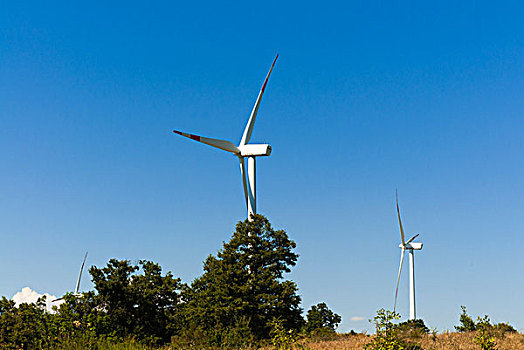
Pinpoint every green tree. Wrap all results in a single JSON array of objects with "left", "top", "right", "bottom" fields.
[
  {"left": 365, "top": 309, "right": 407, "bottom": 350},
  {"left": 304, "top": 302, "right": 341, "bottom": 333},
  {"left": 455, "top": 305, "right": 477, "bottom": 332},
  {"left": 50, "top": 291, "right": 100, "bottom": 348},
  {"left": 474, "top": 316, "right": 497, "bottom": 350},
  {"left": 0, "top": 296, "right": 51, "bottom": 349},
  {"left": 89, "top": 259, "right": 139, "bottom": 339},
  {"left": 183, "top": 214, "right": 304, "bottom": 342},
  {"left": 89, "top": 259, "right": 183, "bottom": 343}
]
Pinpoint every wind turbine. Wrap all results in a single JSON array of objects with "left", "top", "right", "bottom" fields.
[
  {"left": 393, "top": 191, "right": 422, "bottom": 320},
  {"left": 173, "top": 55, "right": 278, "bottom": 219},
  {"left": 52, "top": 252, "right": 88, "bottom": 302}
]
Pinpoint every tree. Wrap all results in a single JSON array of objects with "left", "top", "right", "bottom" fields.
[
  {"left": 304, "top": 302, "right": 341, "bottom": 333},
  {"left": 89, "top": 259, "right": 183, "bottom": 343},
  {"left": 52, "top": 292, "right": 99, "bottom": 345},
  {"left": 0, "top": 296, "right": 50, "bottom": 349},
  {"left": 455, "top": 305, "right": 477, "bottom": 332},
  {"left": 183, "top": 214, "right": 304, "bottom": 342}
]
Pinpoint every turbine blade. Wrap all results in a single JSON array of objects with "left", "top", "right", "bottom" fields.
[
  {"left": 75, "top": 252, "right": 88, "bottom": 295},
  {"left": 396, "top": 189, "right": 406, "bottom": 245},
  {"left": 174, "top": 130, "right": 240, "bottom": 154},
  {"left": 393, "top": 248, "right": 405, "bottom": 313},
  {"left": 239, "top": 54, "right": 278, "bottom": 146},
  {"left": 52, "top": 297, "right": 64, "bottom": 302},
  {"left": 239, "top": 157, "right": 248, "bottom": 208},
  {"left": 405, "top": 234, "right": 420, "bottom": 245}
]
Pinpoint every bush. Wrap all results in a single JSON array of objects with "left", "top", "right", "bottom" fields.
[
  {"left": 364, "top": 309, "right": 407, "bottom": 350},
  {"left": 270, "top": 319, "right": 303, "bottom": 350},
  {"left": 396, "top": 318, "right": 429, "bottom": 341},
  {"left": 474, "top": 319, "right": 498, "bottom": 350},
  {"left": 493, "top": 322, "right": 517, "bottom": 335},
  {"left": 304, "top": 302, "right": 341, "bottom": 334},
  {"left": 454, "top": 307, "right": 518, "bottom": 350},
  {"left": 454, "top": 306, "right": 516, "bottom": 338},
  {"left": 455, "top": 305, "right": 476, "bottom": 332}
]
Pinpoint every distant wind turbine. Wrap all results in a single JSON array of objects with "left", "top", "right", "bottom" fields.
[
  {"left": 173, "top": 55, "right": 278, "bottom": 219},
  {"left": 393, "top": 191, "right": 423, "bottom": 320},
  {"left": 52, "top": 252, "right": 88, "bottom": 302}
]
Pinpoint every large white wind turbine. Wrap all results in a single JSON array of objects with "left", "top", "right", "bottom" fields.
[
  {"left": 393, "top": 192, "right": 423, "bottom": 320},
  {"left": 173, "top": 55, "right": 278, "bottom": 219},
  {"left": 52, "top": 252, "right": 88, "bottom": 302}
]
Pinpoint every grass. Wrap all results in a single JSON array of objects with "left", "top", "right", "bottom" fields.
[
  {"left": 302, "top": 332, "right": 524, "bottom": 350},
  {"left": 44, "top": 332, "right": 524, "bottom": 349}
]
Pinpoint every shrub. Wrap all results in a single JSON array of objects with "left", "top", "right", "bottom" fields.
[
  {"left": 493, "top": 322, "right": 517, "bottom": 335},
  {"left": 474, "top": 320, "right": 498, "bottom": 350},
  {"left": 270, "top": 319, "right": 304, "bottom": 350},
  {"left": 364, "top": 309, "right": 407, "bottom": 350},
  {"left": 455, "top": 305, "right": 476, "bottom": 332},
  {"left": 396, "top": 318, "right": 429, "bottom": 341},
  {"left": 397, "top": 319, "right": 429, "bottom": 334}
]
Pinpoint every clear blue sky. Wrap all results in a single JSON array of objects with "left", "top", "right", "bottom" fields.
[{"left": 1, "top": 1, "right": 523, "bottom": 332}]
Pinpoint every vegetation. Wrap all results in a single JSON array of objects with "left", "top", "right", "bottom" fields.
[
  {"left": 303, "top": 332, "right": 524, "bottom": 350},
  {"left": 181, "top": 215, "right": 304, "bottom": 345},
  {"left": 359, "top": 307, "right": 520, "bottom": 350},
  {"left": 270, "top": 319, "right": 303, "bottom": 350},
  {"left": 455, "top": 305, "right": 477, "bottom": 332},
  {"left": 304, "top": 302, "right": 341, "bottom": 334},
  {"left": 396, "top": 319, "right": 429, "bottom": 335},
  {"left": 364, "top": 309, "right": 408, "bottom": 350},
  {"left": 474, "top": 322, "right": 498, "bottom": 350},
  {"left": 454, "top": 307, "right": 515, "bottom": 350},
  {"left": 0, "top": 215, "right": 520, "bottom": 349},
  {"left": 0, "top": 215, "right": 340, "bottom": 349},
  {"left": 455, "top": 305, "right": 517, "bottom": 336}
]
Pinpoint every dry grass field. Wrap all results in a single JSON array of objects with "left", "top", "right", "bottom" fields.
[
  {"left": 301, "top": 332, "right": 524, "bottom": 350},
  {"left": 45, "top": 332, "right": 524, "bottom": 349}
]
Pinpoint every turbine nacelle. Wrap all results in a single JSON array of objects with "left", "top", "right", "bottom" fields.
[
  {"left": 399, "top": 242, "right": 423, "bottom": 250},
  {"left": 239, "top": 144, "right": 272, "bottom": 157}
]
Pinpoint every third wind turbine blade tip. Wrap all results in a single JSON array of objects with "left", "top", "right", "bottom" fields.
[
  {"left": 240, "top": 55, "right": 279, "bottom": 146},
  {"left": 259, "top": 54, "right": 279, "bottom": 96},
  {"left": 174, "top": 129, "right": 240, "bottom": 154},
  {"left": 173, "top": 130, "right": 200, "bottom": 141}
]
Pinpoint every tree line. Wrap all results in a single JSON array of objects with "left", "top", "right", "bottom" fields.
[{"left": 0, "top": 215, "right": 341, "bottom": 349}]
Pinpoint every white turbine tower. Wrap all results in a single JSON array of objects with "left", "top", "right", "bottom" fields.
[
  {"left": 52, "top": 252, "right": 88, "bottom": 302},
  {"left": 173, "top": 55, "right": 278, "bottom": 219},
  {"left": 393, "top": 191, "right": 422, "bottom": 320}
]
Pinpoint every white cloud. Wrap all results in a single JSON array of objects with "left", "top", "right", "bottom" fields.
[
  {"left": 350, "top": 316, "right": 365, "bottom": 321},
  {"left": 12, "top": 287, "right": 64, "bottom": 312}
]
